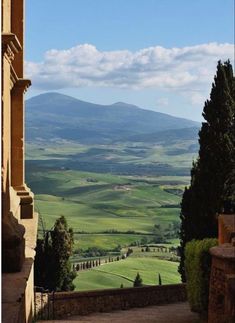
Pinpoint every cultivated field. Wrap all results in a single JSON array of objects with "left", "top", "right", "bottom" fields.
[
  {"left": 26, "top": 140, "right": 196, "bottom": 288},
  {"left": 74, "top": 249, "right": 180, "bottom": 291}
]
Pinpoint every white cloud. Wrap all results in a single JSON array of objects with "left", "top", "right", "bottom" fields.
[{"left": 25, "top": 42, "right": 234, "bottom": 92}]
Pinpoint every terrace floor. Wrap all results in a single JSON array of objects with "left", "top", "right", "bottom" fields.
[{"left": 38, "top": 302, "right": 201, "bottom": 323}]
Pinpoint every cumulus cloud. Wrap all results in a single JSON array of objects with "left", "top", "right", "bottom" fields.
[{"left": 25, "top": 43, "right": 234, "bottom": 92}]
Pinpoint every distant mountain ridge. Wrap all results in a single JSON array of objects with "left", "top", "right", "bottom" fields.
[{"left": 26, "top": 92, "right": 200, "bottom": 144}]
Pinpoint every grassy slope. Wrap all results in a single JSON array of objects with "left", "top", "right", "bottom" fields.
[
  {"left": 26, "top": 140, "right": 195, "bottom": 290},
  {"left": 31, "top": 168, "right": 184, "bottom": 248},
  {"left": 74, "top": 257, "right": 180, "bottom": 291}
]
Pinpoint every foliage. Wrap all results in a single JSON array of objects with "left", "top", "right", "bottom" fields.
[
  {"left": 179, "top": 60, "right": 235, "bottom": 281},
  {"left": 82, "top": 246, "right": 107, "bottom": 257},
  {"left": 113, "top": 244, "right": 122, "bottom": 252},
  {"left": 185, "top": 238, "right": 218, "bottom": 313},
  {"left": 126, "top": 247, "right": 133, "bottom": 257},
  {"left": 34, "top": 216, "right": 76, "bottom": 291},
  {"left": 158, "top": 273, "right": 162, "bottom": 285},
  {"left": 152, "top": 224, "right": 166, "bottom": 242},
  {"left": 133, "top": 272, "right": 143, "bottom": 287}
]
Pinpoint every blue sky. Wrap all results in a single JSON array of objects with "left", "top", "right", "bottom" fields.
[{"left": 26, "top": 0, "right": 234, "bottom": 121}]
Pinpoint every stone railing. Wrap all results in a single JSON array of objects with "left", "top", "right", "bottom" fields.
[{"left": 38, "top": 284, "right": 186, "bottom": 319}]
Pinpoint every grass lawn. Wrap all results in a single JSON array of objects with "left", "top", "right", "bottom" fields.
[{"left": 74, "top": 256, "right": 180, "bottom": 291}]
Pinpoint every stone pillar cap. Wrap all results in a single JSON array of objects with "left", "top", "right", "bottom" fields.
[{"left": 210, "top": 244, "right": 235, "bottom": 260}]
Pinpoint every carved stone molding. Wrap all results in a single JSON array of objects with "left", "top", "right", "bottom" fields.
[
  {"left": 2, "top": 33, "right": 22, "bottom": 63},
  {"left": 12, "top": 78, "right": 31, "bottom": 94},
  {"left": 13, "top": 185, "right": 34, "bottom": 219}
]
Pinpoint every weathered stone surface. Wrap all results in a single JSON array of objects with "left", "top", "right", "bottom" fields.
[
  {"left": 208, "top": 214, "right": 235, "bottom": 323},
  {"left": 2, "top": 1, "right": 37, "bottom": 323},
  {"left": 219, "top": 214, "right": 235, "bottom": 244},
  {"left": 2, "top": 212, "right": 25, "bottom": 272},
  {"left": 37, "top": 302, "right": 199, "bottom": 323},
  {"left": 36, "top": 284, "right": 187, "bottom": 319}
]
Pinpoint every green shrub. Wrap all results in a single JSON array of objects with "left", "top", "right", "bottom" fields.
[{"left": 185, "top": 238, "right": 218, "bottom": 314}]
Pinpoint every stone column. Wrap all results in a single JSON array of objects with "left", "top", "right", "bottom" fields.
[
  {"left": 10, "top": 0, "right": 34, "bottom": 219},
  {"left": 11, "top": 78, "right": 34, "bottom": 219},
  {"left": 11, "top": 0, "right": 24, "bottom": 78},
  {"left": 2, "top": 33, "right": 26, "bottom": 272}
]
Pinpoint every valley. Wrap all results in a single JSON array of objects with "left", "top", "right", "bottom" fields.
[{"left": 25, "top": 93, "right": 199, "bottom": 290}]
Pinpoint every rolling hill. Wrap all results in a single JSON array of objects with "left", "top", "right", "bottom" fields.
[
  {"left": 25, "top": 93, "right": 199, "bottom": 290},
  {"left": 25, "top": 92, "right": 199, "bottom": 144}
]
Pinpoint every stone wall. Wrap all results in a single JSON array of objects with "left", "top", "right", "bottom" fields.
[
  {"left": 2, "top": 1, "right": 37, "bottom": 322},
  {"left": 208, "top": 214, "right": 235, "bottom": 323},
  {"left": 208, "top": 251, "right": 235, "bottom": 323},
  {"left": 44, "top": 284, "right": 186, "bottom": 319}
]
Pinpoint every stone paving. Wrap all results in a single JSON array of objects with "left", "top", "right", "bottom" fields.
[{"left": 38, "top": 302, "right": 200, "bottom": 323}]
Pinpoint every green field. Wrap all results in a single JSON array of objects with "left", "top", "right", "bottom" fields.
[
  {"left": 26, "top": 140, "right": 195, "bottom": 289},
  {"left": 28, "top": 167, "right": 186, "bottom": 249},
  {"left": 74, "top": 256, "right": 180, "bottom": 291}
]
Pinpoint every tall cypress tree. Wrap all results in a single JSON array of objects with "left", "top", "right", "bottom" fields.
[
  {"left": 179, "top": 60, "right": 235, "bottom": 281},
  {"left": 50, "top": 216, "right": 76, "bottom": 291},
  {"left": 34, "top": 216, "right": 76, "bottom": 291}
]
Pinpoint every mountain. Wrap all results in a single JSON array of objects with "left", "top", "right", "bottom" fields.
[
  {"left": 126, "top": 127, "right": 200, "bottom": 145},
  {"left": 25, "top": 92, "right": 200, "bottom": 143}
]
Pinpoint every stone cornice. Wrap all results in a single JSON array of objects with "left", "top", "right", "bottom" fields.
[
  {"left": 2, "top": 33, "right": 22, "bottom": 63},
  {"left": 210, "top": 244, "right": 235, "bottom": 260},
  {"left": 12, "top": 78, "right": 31, "bottom": 94}
]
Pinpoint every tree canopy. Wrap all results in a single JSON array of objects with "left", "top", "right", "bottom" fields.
[
  {"left": 179, "top": 60, "right": 235, "bottom": 281},
  {"left": 133, "top": 272, "right": 143, "bottom": 287}
]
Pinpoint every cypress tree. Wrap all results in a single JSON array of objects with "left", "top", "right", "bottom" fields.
[
  {"left": 133, "top": 272, "right": 143, "bottom": 287},
  {"left": 34, "top": 216, "right": 76, "bottom": 291},
  {"left": 50, "top": 216, "right": 76, "bottom": 291},
  {"left": 158, "top": 273, "right": 162, "bottom": 285},
  {"left": 179, "top": 60, "right": 235, "bottom": 281}
]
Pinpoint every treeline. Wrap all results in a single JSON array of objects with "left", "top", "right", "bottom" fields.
[{"left": 74, "top": 247, "right": 135, "bottom": 271}]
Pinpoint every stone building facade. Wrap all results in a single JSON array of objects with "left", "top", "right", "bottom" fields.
[{"left": 2, "top": 0, "right": 38, "bottom": 322}]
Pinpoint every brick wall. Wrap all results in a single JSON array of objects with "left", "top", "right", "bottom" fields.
[{"left": 46, "top": 284, "right": 186, "bottom": 319}]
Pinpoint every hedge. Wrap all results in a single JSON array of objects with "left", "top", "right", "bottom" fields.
[{"left": 185, "top": 238, "right": 218, "bottom": 314}]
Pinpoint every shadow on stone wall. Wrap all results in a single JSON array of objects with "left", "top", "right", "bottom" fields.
[{"left": 35, "top": 284, "right": 187, "bottom": 320}]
